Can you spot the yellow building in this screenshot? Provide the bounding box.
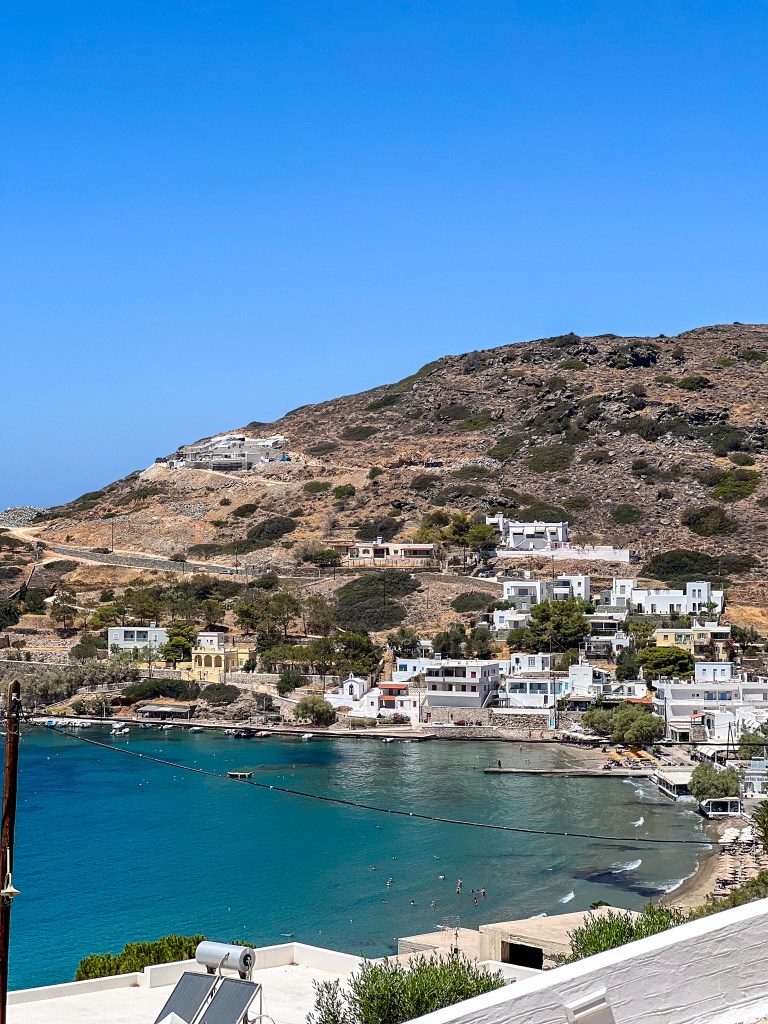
[653,623,732,662]
[189,632,259,683]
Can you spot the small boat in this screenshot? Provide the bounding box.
[139,723,153,730]
[111,725,129,736]
[160,724,174,731]
[224,728,236,736]
[382,737,395,743]
[254,731,270,738]
[44,720,57,728]
[301,733,314,741]
[227,771,253,779]
[189,726,204,733]
[234,729,254,739]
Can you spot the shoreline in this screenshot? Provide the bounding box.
[660,817,728,910]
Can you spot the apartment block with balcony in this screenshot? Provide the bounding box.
[653,623,732,660]
[423,659,501,708]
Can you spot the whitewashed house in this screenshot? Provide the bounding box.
[503,652,557,675]
[497,673,569,708]
[423,659,501,709]
[487,515,569,553]
[501,577,550,608]
[608,578,724,617]
[491,608,531,632]
[108,624,169,652]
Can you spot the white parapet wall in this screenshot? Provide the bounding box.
[405,898,768,1024]
[496,546,630,563]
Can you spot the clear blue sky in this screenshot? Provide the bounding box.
[3,1,767,509]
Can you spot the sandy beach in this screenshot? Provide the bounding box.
[661,818,731,911]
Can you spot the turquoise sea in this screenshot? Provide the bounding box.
[9,727,708,989]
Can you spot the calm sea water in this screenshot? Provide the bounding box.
[9,727,707,989]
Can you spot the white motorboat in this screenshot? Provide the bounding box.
[160,724,174,731]
[382,737,395,743]
[224,728,236,735]
[111,725,129,736]
[189,726,204,733]
[301,733,314,741]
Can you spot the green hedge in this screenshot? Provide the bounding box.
[75,934,206,980]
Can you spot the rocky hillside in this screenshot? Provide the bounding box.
[31,323,768,575]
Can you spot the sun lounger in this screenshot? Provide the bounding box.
[199,977,261,1024]
[154,972,218,1024]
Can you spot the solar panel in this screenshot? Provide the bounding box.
[154,972,218,1024]
[198,977,261,1024]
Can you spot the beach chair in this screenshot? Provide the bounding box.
[154,972,218,1024]
[198,977,262,1024]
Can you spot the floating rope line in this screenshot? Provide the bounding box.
[43,726,713,846]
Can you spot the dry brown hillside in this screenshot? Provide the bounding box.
[31,323,768,575]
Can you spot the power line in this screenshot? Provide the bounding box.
[40,726,713,847]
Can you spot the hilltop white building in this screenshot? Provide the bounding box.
[168,433,288,471]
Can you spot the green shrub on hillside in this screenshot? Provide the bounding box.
[306,441,339,456]
[455,412,494,431]
[681,504,737,537]
[564,495,591,511]
[364,393,401,411]
[342,425,377,441]
[526,444,574,472]
[451,591,492,613]
[303,481,332,494]
[368,467,384,479]
[243,516,297,549]
[741,348,768,362]
[712,469,760,502]
[487,435,520,460]
[232,503,259,517]
[335,571,420,630]
[641,548,756,587]
[610,504,642,524]
[356,516,400,542]
[715,357,734,367]
[730,452,756,466]
[333,484,356,500]
[411,473,442,492]
[581,449,612,465]
[559,358,587,370]
[677,375,712,390]
[451,465,493,480]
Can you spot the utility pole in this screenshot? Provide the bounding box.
[0,679,22,1024]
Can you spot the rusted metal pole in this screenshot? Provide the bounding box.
[0,679,22,1024]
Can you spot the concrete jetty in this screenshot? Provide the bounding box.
[484,767,653,778]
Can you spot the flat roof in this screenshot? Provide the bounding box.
[8,947,361,1024]
[480,906,634,956]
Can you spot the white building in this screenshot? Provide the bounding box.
[488,515,629,562]
[501,577,549,608]
[107,624,169,653]
[553,574,590,602]
[359,683,420,722]
[329,540,437,566]
[504,652,557,675]
[486,515,569,552]
[652,667,768,742]
[170,433,288,471]
[423,659,501,708]
[608,578,724,617]
[491,608,530,632]
[497,674,569,708]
